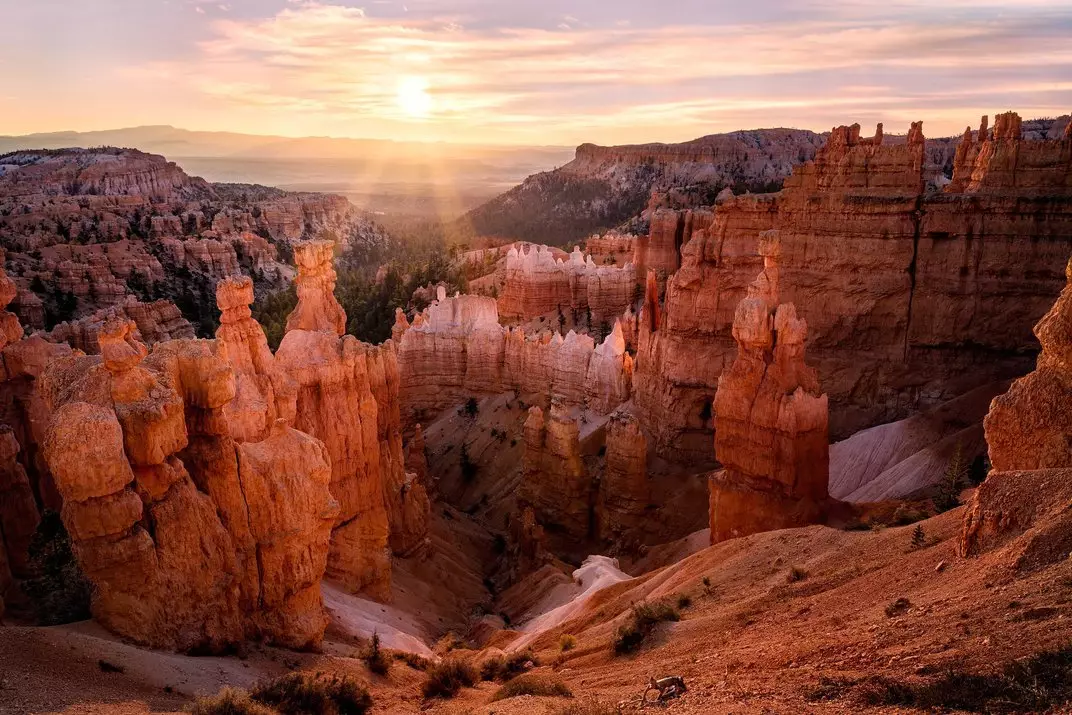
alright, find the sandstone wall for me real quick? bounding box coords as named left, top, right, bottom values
left=634, top=114, right=1072, bottom=460
left=498, top=244, right=635, bottom=322
left=396, top=288, right=633, bottom=428
left=42, top=297, right=194, bottom=353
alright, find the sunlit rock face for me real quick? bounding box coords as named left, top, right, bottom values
left=396, top=287, right=633, bottom=428
left=285, top=240, right=346, bottom=336
left=42, top=297, right=194, bottom=354
left=39, top=317, right=338, bottom=652
left=498, top=244, right=636, bottom=322
left=709, top=233, right=829, bottom=544
left=634, top=114, right=1072, bottom=462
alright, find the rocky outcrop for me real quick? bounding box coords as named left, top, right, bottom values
left=1, top=149, right=387, bottom=328
left=285, top=241, right=346, bottom=336
left=519, top=402, right=591, bottom=543
left=709, top=234, right=830, bottom=544
left=634, top=114, right=1072, bottom=461
left=42, top=297, right=194, bottom=353
left=498, top=244, right=635, bottom=322
left=982, top=256, right=1072, bottom=472
left=38, top=316, right=338, bottom=652
left=634, top=208, right=714, bottom=286
left=596, top=410, right=649, bottom=541
left=215, top=276, right=296, bottom=444
left=397, top=288, right=633, bottom=427
left=369, top=342, right=429, bottom=557
left=276, top=330, right=392, bottom=601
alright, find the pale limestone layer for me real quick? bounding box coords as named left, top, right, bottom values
left=498, top=245, right=635, bottom=322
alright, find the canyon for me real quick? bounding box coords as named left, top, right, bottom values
left=1, top=110, right=1071, bottom=714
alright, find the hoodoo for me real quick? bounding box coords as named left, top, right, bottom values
left=709, top=231, right=830, bottom=544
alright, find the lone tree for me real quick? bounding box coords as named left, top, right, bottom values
left=934, top=443, right=967, bottom=513
left=911, top=523, right=926, bottom=549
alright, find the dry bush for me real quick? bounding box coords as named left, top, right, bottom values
left=188, top=687, right=275, bottom=715
left=559, top=634, right=578, bottom=652
left=362, top=634, right=390, bottom=676
left=786, top=566, right=807, bottom=583
left=614, top=601, right=680, bottom=655
left=491, top=674, right=573, bottom=702
left=250, top=672, right=372, bottom=714
left=421, top=658, right=478, bottom=699
left=393, top=650, right=430, bottom=671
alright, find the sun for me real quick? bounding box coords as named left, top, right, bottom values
left=396, top=77, right=433, bottom=118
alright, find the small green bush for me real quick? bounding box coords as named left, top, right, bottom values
left=421, top=658, right=478, bottom=699
left=491, top=674, right=573, bottom=702
left=614, top=601, right=680, bottom=655
left=676, top=593, right=692, bottom=609
left=363, top=634, right=390, bottom=676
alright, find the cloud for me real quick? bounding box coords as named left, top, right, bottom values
left=136, top=1, right=1072, bottom=142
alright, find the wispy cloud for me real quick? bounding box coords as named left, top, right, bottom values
left=4, top=0, right=1072, bottom=143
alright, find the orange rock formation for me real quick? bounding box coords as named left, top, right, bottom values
left=635, top=114, right=1072, bottom=461
left=498, top=245, right=635, bottom=322
left=285, top=240, right=346, bottom=336
left=709, top=232, right=830, bottom=544
left=396, top=287, right=633, bottom=428
left=39, top=317, right=339, bottom=651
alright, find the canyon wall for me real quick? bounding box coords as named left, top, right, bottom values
left=960, top=254, right=1072, bottom=563
left=396, top=287, right=633, bottom=428
left=498, top=244, right=635, bottom=322
left=42, top=297, right=194, bottom=353
left=709, top=233, right=829, bottom=544
left=635, top=114, right=1072, bottom=461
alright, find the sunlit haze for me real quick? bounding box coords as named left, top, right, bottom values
left=2, top=0, right=1071, bottom=145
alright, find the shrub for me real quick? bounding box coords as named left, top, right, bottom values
left=491, top=674, right=573, bottom=702
left=363, top=633, right=390, bottom=676
left=21, top=510, right=92, bottom=626
left=858, top=644, right=1072, bottom=712
left=676, top=594, right=692, bottom=609
left=393, top=651, right=430, bottom=671
left=465, top=397, right=479, bottom=418
left=481, top=655, right=506, bottom=681
left=614, top=601, right=680, bottom=655
left=911, top=524, right=926, bottom=549
left=250, top=672, right=372, bottom=714
left=885, top=597, right=911, bottom=618
left=421, top=658, right=478, bottom=699
left=189, top=687, right=275, bottom=715
left=786, top=566, right=807, bottom=583
left=559, top=634, right=578, bottom=652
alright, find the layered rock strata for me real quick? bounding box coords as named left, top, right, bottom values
left=635, top=114, right=1072, bottom=460
left=39, top=317, right=339, bottom=651
left=981, top=256, right=1072, bottom=473
left=498, top=245, right=635, bottom=321
left=519, top=402, right=591, bottom=542
left=709, top=235, right=830, bottom=544
left=395, top=288, right=633, bottom=428
left=596, top=411, right=649, bottom=541
left=42, top=297, right=194, bottom=353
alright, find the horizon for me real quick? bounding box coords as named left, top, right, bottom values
left=3, top=1, right=1071, bottom=147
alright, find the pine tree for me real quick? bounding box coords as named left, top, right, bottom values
left=911, top=523, right=926, bottom=549
left=934, top=443, right=967, bottom=512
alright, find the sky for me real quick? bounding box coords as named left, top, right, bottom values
left=1, top=0, right=1071, bottom=146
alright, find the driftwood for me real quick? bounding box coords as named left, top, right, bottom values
left=617, top=675, right=687, bottom=711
